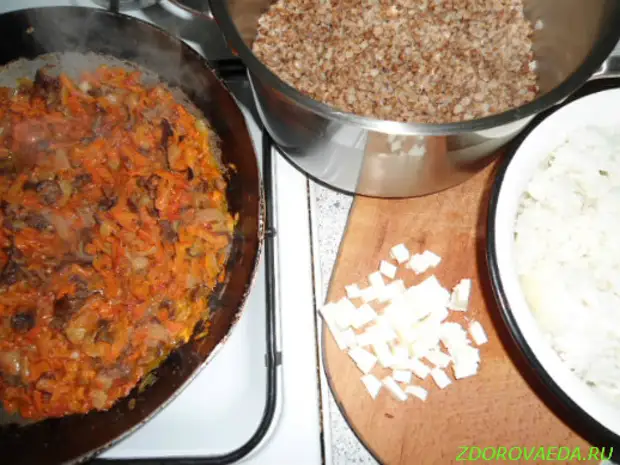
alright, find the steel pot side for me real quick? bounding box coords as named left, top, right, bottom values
left=210, top=0, right=620, bottom=197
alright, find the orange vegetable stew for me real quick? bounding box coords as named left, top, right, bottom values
left=0, top=66, right=235, bottom=420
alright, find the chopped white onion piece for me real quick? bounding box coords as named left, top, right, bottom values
left=356, top=327, right=378, bottom=347
left=345, top=283, right=362, bottom=299
left=390, top=243, right=410, bottom=264
left=391, top=357, right=411, bottom=371
left=368, top=271, right=386, bottom=290
left=422, top=250, right=442, bottom=267
left=375, top=316, right=399, bottom=343
left=360, top=285, right=378, bottom=303
left=383, top=296, right=408, bottom=322
left=319, top=302, right=338, bottom=322
left=379, top=279, right=406, bottom=303
left=321, top=304, right=352, bottom=350
left=409, top=341, right=434, bottom=360
left=349, top=347, right=378, bottom=374
left=408, top=358, right=431, bottom=379
left=424, top=349, right=452, bottom=368
left=449, top=278, right=472, bottom=311
left=339, top=296, right=357, bottom=310
left=430, top=367, right=452, bottom=389
left=330, top=327, right=349, bottom=351
left=409, top=337, right=438, bottom=359
left=409, top=304, right=433, bottom=323
left=409, top=322, right=441, bottom=355
left=340, top=328, right=357, bottom=349
left=453, top=362, right=479, bottom=380
left=392, top=369, right=413, bottom=384
left=334, top=298, right=357, bottom=330
left=427, top=306, right=450, bottom=324
left=382, top=376, right=408, bottom=402
left=361, top=374, right=382, bottom=399
left=390, top=139, right=403, bottom=152
left=379, top=260, right=397, bottom=279
left=408, top=253, right=430, bottom=274
left=440, top=321, right=470, bottom=348
left=408, top=144, right=426, bottom=157
left=413, top=275, right=451, bottom=308
left=383, top=307, right=411, bottom=335
left=469, top=321, right=488, bottom=345
left=372, top=341, right=394, bottom=368
left=392, top=344, right=410, bottom=362
left=405, top=384, right=428, bottom=401
left=406, top=250, right=441, bottom=274
left=352, top=304, right=378, bottom=329
left=450, top=345, right=480, bottom=367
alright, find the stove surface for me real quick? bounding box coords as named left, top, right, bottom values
left=0, top=2, right=324, bottom=464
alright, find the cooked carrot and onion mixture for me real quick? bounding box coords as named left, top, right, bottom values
left=0, top=66, right=234, bottom=420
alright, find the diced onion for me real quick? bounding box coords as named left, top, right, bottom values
left=95, top=374, right=113, bottom=390
left=45, top=213, right=72, bottom=241
left=195, top=208, right=227, bottom=225
left=53, top=149, right=71, bottom=171
left=66, top=327, right=87, bottom=344
left=0, top=351, right=21, bottom=376
left=131, top=256, right=149, bottom=272
left=146, top=323, right=169, bottom=344
left=100, top=221, right=115, bottom=238
left=90, top=389, right=107, bottom=409
left=195, top=119, right=208, bottom=134
left=167, top=144, right=181, bottom=165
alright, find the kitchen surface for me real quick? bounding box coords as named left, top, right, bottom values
left=0, top=2, right=322, bottom=464
left=307, top=19, right=620, bottom=465
left=1, top=1, right=620, bottom=464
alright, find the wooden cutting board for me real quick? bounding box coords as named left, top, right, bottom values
left=322, top=161, right=601, bottom=465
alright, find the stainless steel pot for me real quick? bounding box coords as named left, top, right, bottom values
left=206, top=0, right=620, bottom=198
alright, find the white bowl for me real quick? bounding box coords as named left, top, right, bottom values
left=487, top=87, right=620, bottom=445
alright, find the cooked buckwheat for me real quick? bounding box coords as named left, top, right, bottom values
left=252, top=0, right=538, bottom=124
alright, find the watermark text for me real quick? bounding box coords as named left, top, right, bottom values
left=456, top=446, right=613, bottom=462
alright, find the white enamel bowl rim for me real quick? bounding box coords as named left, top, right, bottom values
left=487, top=87, right=620, bottom=444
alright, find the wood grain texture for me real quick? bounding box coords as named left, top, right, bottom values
left=323, top=162, right=599, bottom=465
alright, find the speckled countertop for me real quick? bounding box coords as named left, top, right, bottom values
left=312, top=182, right=378, bottom=465
left=310, top=182, right=616, bottom=465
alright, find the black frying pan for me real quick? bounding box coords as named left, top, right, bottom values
left=0, top=6, right=264, bottom=465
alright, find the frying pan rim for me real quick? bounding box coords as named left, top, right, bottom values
left=0, top=6, right=266, bottom=465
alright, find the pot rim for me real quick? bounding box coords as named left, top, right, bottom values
left=209, top=0, right=620, bottom=136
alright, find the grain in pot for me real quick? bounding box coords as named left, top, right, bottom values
left=252, top=0, right=539, bottom=124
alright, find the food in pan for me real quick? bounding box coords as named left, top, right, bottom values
left=514, top=125, right=620, bottom=405
left=252, top=0, right=539, bottom=124
left=0, top=65, right=235, bottom=420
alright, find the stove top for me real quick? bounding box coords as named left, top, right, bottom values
left=0, top=2, right=325, bottom=464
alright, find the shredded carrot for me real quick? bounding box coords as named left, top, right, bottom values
left=0, top=66, right=235, bottom=420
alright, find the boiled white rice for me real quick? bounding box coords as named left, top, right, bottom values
left=514, top=125, right=620, bottom=404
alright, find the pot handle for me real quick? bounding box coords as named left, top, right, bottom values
left=589, top=44, right=620, bottom=80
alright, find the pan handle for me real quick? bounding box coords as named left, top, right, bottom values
left=164, top=0, right=248, bottom=81
left=166, top=0, right=213, bottom=20
left=589, top=44, right=620, bottom=81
